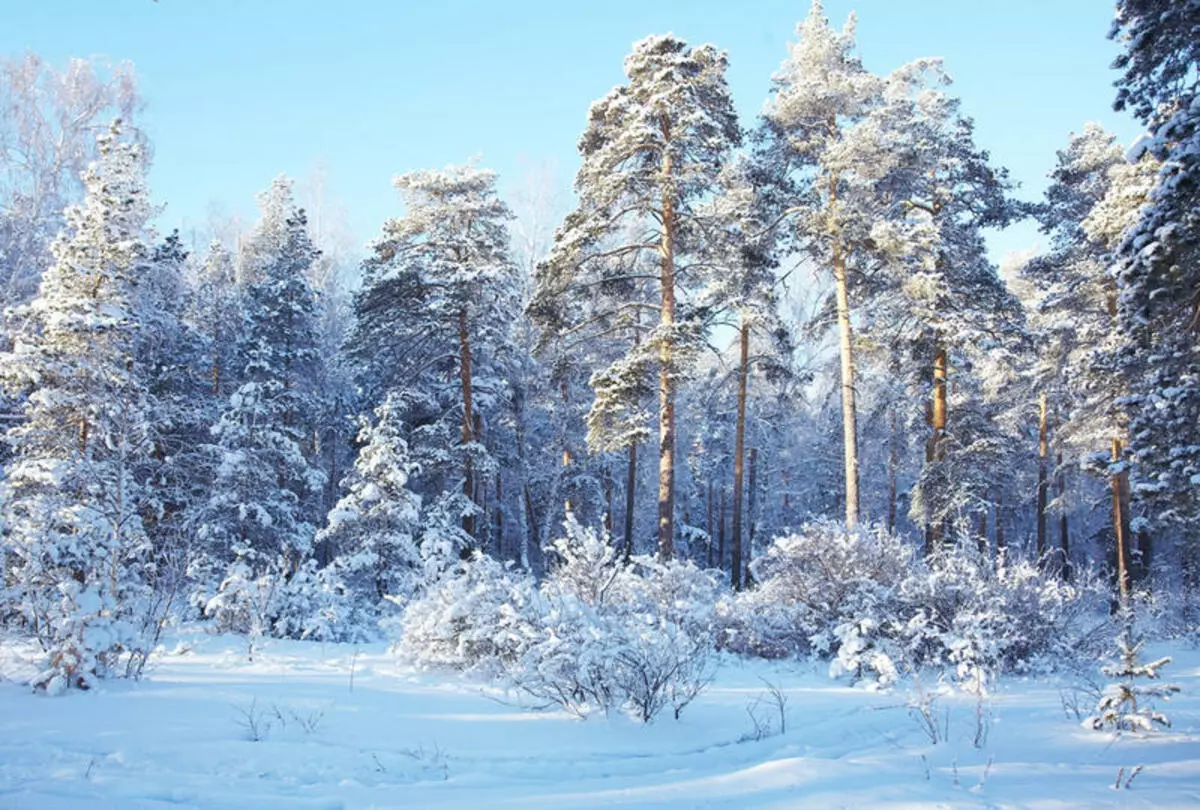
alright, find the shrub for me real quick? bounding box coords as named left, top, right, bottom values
left=395, top=553, right=538, bottom=675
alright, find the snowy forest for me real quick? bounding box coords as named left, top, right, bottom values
left=1, top=1, right=1198, bottom=806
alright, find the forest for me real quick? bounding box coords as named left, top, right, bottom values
left=0, top=2, right=1198, bottom=803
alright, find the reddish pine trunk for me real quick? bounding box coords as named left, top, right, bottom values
left=459, top=307, right=476, bottom=539
left=731, top=316, right=750, bottom=590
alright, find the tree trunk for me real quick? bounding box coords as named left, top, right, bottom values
left=560, top=377, right=574, bottom=514
left=458, top=307, right=476, bottom=539
left=887, top=407, right=899, bottom=534
left=832, top=237, right=860, bottom=529
left=730, top=315, right=750, bottom=590
left=746, top=446, right=759, bottom=588
left=1111, top=437, right=1131, bottom=603
left=1036, top=391, right=1049, bottom=560
left=706, top=479, right=714, bottom=569
left=993, top=492, right=1003, bottom=554
left=717, top=487, right=726, bottom=573
left=656, top=118, right=677, bottom=561
left=495, top=472, right=504, bottom=559
left=623, top=442, right=637, bottom=562
left=1056, top=408, right=1075, bottom=580
left=604, top=465, right=614, bottom=534
left=925, top=343, right=948, bottom=554
left=995, top=490, right=1005, bottom=553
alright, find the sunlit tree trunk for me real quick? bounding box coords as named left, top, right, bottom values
left=924, top=343, right=948, bottom=554
left=458, top=307, right=476, bottom=539
left=656, top=117, right=678, bottom=561
left=1036, top=391, right=1049, bottom=559
left=730, top=315, right=750, bottom=590
left=830, top=173, right=859, bottom=529
left=1111, top=437, right=1131, bottom=602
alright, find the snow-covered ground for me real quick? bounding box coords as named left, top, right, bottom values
left=1, top=632, right=1198, bottom=809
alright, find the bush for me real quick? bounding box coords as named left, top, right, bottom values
left=719, top=519, right=911, bottom=660
left=722, top=520, right=1100, bottom=688
left=395, top=553, right=537, bottom=676
left=396, top=516, right=716, bottom=722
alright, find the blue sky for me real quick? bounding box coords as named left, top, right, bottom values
left=3, top=0, right=1142, bottom=260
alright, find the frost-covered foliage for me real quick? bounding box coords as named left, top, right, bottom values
left=316, top=394, right=422, bottom=620
left=195, top=183, right=327, bottom=640
left=0, top=122, right=158, bottom=692
left=1087, top=619, right=1180, bottom=733
left=397, top=516, right=717, bottom=721
left=395, top=552, right=537, bottom=676
left=722, top=521, right=1097, bottom=687
left=720, top=520, right=911, bottom=660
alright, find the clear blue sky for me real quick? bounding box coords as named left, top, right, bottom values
left=3, top=0, right=1142, bottom=260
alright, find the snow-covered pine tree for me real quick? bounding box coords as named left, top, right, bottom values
left=316, top=393, right=422, bottom=615
left=756, top=1, right=887, bottom=531
left=533, top=34, right=741, bottom=560
left=188, top=239, right=242, bottom=401
left=696, top=157, right=790, bottom=587
left=350, top=164, right=520, bottom=560
left=870, top=65, right=1024, bottom=551
left=197, top=194, right=326, bottom=635
left=1022, top=124, right=1160, bottom=583
left=1109, top=1, right=1200, bottom=558
left=0, top=121, right=156, bottom=692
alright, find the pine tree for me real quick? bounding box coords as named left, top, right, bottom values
left=1023, top=124, right=1160, bottom=583
left=0, top=121, right=156, bottom=692
left=534, top=35, right=740, bottom=560
left=351, top=164, right=520, bottom=557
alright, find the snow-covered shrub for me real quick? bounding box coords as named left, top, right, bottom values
left=505, top=592, right=625, bottom=718
left=402, top=517, right=716, bottom=722
left=202, top=551, right=279, bottom=641
left=609, top=611, right=714, bottom=721
left=719, top=520, right=910, bottom=659
left=509, top=517, right=717, bottom=721
left=271, top=561, right=372, bottom=643
left=396, top=552, right=537, bottom=675
left=897, top=549, right=1096, bottom=679
left=828, top=618, right=899, bottom=687
left=721, top=522, right=1099, bottom=688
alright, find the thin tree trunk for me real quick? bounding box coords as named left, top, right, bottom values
left=623, top=442, right=637, bottom=562
left=831, top=231, right=860, bottom=528
left=730, top=315, right=750, bottom=590
left=604, top=465, right=614, bottom=534
left=560, top=377, right=573, bottom=514
left=746, top=446, right=758, bottom=588
left=717, top=487, right=726, bottom=573
left=495, top=472, right=504, bottom=559
left=1036, top=391, right=1049, bottom=560
left=977, top=498, right=989, bottom=557
left=1112, top=437, right=1131, bottom=603
left=995, top=490, right=1005, bottom=553
left=925, top=343, right=948, bottom=554
left=656, top=117, right=677, bottom=561
left=458, top=307, right=476, bottom=539
left=706, top=479, right=714, bottom=569
left=1058, top=466, right=1070, bottom=575
left=887, top=406, right=899, bottom=534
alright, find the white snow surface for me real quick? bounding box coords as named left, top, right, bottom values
left=1, top=631, right=1198, bottom=809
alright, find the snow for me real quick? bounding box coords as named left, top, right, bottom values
left=2, top=631, right=1198, bottom=809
